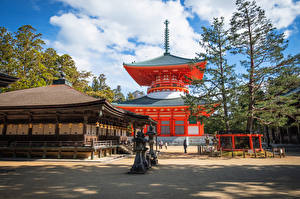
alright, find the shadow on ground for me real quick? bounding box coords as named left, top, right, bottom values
left=1, top=158, right=300, bottom=199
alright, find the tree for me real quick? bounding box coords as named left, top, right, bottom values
left=12, top=25, right=47, bottom=90
left=126, top=90, right=144, bottom=100
left=126, top=92, right=135, bottom=100
left=0, top=25, right=92, bottom=93
left=58, top=54, right=91, bottom=92
left=185, top=17, right=237, bottom=132
left=254, top=55, right=300, bottom=128
left=86, top=73, right=115, bottom=102
left=42, top=48, right=60, bottom=85
left=113, top=85, right=125, bottom=102
left=230, top=0, right=288, bottom=131
left=0, top=27, right=16, bottom=75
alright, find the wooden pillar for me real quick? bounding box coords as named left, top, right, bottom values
left=3, top=114, right=7, bottom=136
left=42, top=142, right=47, bottom=158
left=73, top=142, right=77, bottom=159
left=58, top=141, right=62, bottom=159
left=83, top=115, right=88, bottom=135
left=231, top=135, right=235, bottom=149
left=27, top=141, right=32, bottom=158
left=91, top=140, right=94, bottom=160
left=184, top=114, right=188, bottom=136
left=249, top=135, right=253, bottom=150
left=55, top=113, right=60, bottom=137
left=28, top=112, right=33, bottom=137
left=259, top=136, right=262, bottom=151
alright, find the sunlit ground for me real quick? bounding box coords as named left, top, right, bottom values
left=1, top=146, right=300, bottom=199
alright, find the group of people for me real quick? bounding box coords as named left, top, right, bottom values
left=157, top=139, right=188, bottom=153
left=158, top=141, right=168, bottom=149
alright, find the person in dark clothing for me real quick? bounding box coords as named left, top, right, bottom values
left=183, top=139, right=187, bottom=153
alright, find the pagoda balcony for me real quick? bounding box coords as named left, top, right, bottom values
left=147, top=86, right=189, bottom=94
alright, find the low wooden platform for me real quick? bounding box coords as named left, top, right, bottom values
left=0, top=140, right=126, bottom=159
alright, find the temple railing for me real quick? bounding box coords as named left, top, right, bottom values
left=0, top=140, right=119, bottom=148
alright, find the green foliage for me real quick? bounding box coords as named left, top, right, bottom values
left=230, top=0, right=288, bottom=131
left=254, top=55, right=300, bottom=128
left=185, top=17, right=238, bottom=133
left=0, top=25, right=91, bottom=93
left=113, top=85, right=125, bottom=103
left=86, top=73, right=115, bottom=102
left=126, top=92, right=135, bottom=100
left=126, top=90, right=145, bottom=100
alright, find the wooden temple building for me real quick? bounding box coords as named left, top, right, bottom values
left=0, top=78, right=155, bottom=159
left=115, top=20, right=207, bottom=138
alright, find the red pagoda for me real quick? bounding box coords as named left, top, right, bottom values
left=116, top=20, right=207, bottom=138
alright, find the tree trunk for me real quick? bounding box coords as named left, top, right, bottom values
left=218, top=34, right=230, bottom=132
left=246, top=9, right=255, bottom=132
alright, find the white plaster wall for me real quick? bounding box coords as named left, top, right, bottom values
left=147, top=91, right=186, bottom=99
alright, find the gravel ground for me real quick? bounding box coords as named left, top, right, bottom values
left=0, top=146, right=300, bottom=199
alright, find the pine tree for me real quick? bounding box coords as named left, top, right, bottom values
left=230, top=0, right=288, bottom=131
left=0, top=25, right=92, bottom=93
left=254, top=55, right=300, bottom=128
left=86, top=73, right=115, bottom=102
left=13, top=25, right=46, bottom=89
left=185, top=17, right=237, bottom=133
left=126, top=92, right=135, bottom=100
left=113, top=85, right=125, bottom=102
left=0, top=27, right=16, bottom=75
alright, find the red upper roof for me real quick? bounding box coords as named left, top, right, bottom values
left=124, top=61, right=205, bottom=86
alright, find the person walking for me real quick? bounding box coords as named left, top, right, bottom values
left=159, top=140, right=163, bottom=149
left=164, top=142, right=168, bottom=150
left=183, top=139, right=187, bottom=153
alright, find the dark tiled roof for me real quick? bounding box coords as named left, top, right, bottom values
left=0, top=72, right=18, bottom=87
left=0, top=84, right=98, bottom=107
left=115, top=96, right=196, bottom=107
left=124, top=53, right=195, bottom=67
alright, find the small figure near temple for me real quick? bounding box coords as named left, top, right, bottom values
left=183, top=139, right=187, bottom=153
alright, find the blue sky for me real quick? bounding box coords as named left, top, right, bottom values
left=1, top=0, right=300, bottom=94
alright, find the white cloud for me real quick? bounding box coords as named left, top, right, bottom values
left=50, top=0, right=201, bottom=94
left=185, top=0, right=300, bottom=31
left=49, top=0, right=299, bottom=95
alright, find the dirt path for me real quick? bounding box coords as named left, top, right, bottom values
left=1, top=146, right=300, bottom=199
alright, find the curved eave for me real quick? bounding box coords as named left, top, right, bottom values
left=124, top=61, right=206, bottom=86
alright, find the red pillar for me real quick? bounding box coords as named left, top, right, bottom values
left=218, top=135, right=221, bottom=150
left=184, top=114, right=188, bottom=136
left=249, top=135, right=253, bottom=150
left=232, top=135, right=235, bottom=149
left=170, top=110, right=174, bottom=136
left=259, top=135, right=262, bottom=151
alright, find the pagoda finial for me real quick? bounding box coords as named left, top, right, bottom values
left=164, top=19, right=170, bottom=55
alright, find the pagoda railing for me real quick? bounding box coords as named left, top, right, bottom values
left=147, top=86, right=189, bottom=94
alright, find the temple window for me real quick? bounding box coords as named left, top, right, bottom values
left=161, top=120, right=170, bottom=135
